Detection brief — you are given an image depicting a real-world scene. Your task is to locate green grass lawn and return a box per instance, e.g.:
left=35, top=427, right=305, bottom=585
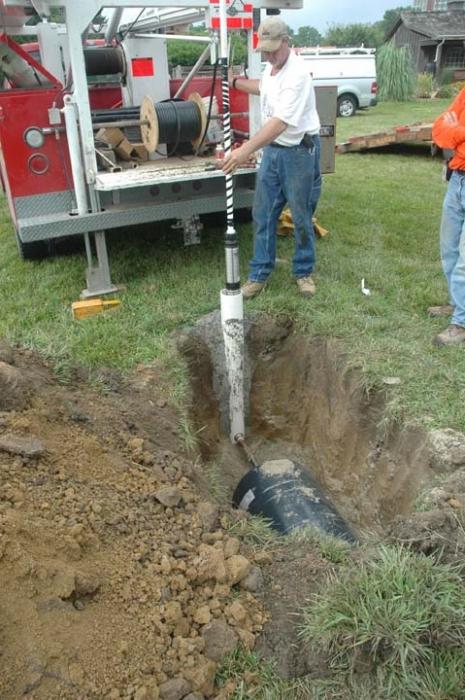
left=1, top=98, right=464, bottom=431
left=336, top=97, right=450, bottom=141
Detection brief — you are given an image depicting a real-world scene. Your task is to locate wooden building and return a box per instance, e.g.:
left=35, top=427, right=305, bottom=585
left=386, top=6, right=465, bottom=76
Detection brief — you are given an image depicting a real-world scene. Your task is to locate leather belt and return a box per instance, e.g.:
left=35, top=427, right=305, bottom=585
left=269, top=133, right=315, bottom=149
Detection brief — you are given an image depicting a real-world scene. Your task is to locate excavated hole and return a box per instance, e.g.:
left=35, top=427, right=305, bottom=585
left=177, top=312, right=432, bottom=534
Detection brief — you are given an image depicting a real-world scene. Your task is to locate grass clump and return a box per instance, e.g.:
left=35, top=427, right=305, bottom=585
left=216, top=647, right=316, bottom=700
left=300, top=545, right=465, bottom=699
left=377, top=42, right=415, bottom=101
left=288, top=526, right=351, bottom=564
left=216, top=647, right=285, bottom=699
left=227, top=516, right=351, bottom=559
left=415, top=72, right=435, bottom=99
left=204, top=461, right=229, bottom=503
left=435, top=83, right=457, bottom=100
left=227, top=515, right=279, bottom=549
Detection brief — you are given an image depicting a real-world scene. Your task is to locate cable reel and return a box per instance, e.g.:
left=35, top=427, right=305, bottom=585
left=92, top=93, right=207, bottom=156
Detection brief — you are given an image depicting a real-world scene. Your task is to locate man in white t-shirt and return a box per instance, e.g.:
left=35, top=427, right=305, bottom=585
left=222, top=16, right=321, bottom=298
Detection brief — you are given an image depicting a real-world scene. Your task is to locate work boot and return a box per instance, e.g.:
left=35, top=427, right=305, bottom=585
left=427, top=303, right=454, bottom=317
left=241, top=280, right=265, bottom=299
left=296, top=275, right=316, bottom=297
left=433, top=324, right=465, bottom=346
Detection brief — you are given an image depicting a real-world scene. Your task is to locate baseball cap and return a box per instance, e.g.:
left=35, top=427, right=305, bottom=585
left=256, top=16, right=288, bottom=53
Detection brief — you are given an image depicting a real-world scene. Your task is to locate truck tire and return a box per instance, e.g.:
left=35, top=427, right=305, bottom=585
left=337, top=94, right=357, bottom=118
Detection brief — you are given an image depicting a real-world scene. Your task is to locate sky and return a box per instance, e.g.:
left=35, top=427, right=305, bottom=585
left=280, top=0, right=407, bottom=32
left=121, top=0, right=405, bottom=34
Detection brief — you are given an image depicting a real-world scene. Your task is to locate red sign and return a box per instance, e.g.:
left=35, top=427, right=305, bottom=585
left=210, top=16, right=252, bottom=29
left=208, top=0, right=253, bottom=31
left=131, top=58, right=154, bottom=77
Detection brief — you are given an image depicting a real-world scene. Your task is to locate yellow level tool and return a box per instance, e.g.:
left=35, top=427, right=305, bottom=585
left=72, top=298, right=121, bottom=320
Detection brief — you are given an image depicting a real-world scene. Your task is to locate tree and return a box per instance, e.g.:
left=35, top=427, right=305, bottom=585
left=167, top=40, right=206, bottom=66
left=324, top=23, right=383, bottom=49
left=376, top=6, right=414, bottom=38
left=168, top=26, right=247, bottom=67
left=292, top=26, right=323, bottom=48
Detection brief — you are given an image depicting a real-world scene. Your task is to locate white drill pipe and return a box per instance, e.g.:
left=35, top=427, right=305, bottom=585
left=219, top=0, right=245, bottom=442
left=221, top=292, right=245, bottom=440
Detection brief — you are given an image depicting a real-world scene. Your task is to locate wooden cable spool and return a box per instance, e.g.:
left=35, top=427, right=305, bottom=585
left=139, top=96, right=159, bottom=154
left=139, top=93, right=207, bottom=154
left=188, top=92, right=208, bottom=151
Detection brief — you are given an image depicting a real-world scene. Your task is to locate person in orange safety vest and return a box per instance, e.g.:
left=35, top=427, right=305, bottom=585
left=431, top=90, right=465, bottom=345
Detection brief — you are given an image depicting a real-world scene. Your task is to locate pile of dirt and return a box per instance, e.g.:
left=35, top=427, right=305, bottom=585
left=0, top=341, right=268, bottom=700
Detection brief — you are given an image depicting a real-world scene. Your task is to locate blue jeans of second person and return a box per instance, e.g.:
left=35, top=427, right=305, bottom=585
left=249, top=136, right=321, bottom=283
left=440, top=170, right=465, bottom=327
left=311, top=135, right=322, bottom=217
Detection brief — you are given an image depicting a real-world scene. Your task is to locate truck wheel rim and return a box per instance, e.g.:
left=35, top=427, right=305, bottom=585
left=340, top=100, right=354, bottom=117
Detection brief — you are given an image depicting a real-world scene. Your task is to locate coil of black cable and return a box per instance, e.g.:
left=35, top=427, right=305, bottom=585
left=156, top=99, right=202, bottom=150
left=84, top=47, right=125, bottom=76
left=92, top=98, right=203, bottom=155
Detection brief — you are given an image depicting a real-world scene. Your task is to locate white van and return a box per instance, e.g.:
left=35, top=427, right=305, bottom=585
left=298, top=47, right=378, bottom=118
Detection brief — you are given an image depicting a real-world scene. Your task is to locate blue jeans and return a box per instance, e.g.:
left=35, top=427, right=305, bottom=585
left=249, top=135, right=321, bottom=282
left=311, top=135, right=322, bottom=216
left=440, top=170, right=465, bottom=327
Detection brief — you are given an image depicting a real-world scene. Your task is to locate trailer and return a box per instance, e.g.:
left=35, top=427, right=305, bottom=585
left=337, top=123, right=433, bottom=153
left=0, top=0, right=335, bottom=297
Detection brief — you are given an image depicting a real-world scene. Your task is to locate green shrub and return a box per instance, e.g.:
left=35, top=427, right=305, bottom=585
left=453, top=80, right=465, bottom=93
left=377, top=41, right=415, bottom=101
left=300, top=545, right=465, bottom=699
left=415, top=72, right=435, bottom=99
left=435, top=83, right=459, bottom=99
left=440, top=67, right=456, bottom=85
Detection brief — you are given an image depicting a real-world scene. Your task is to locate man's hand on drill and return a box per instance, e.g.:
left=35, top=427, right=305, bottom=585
left=221, top=144, right=253, bottom=174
